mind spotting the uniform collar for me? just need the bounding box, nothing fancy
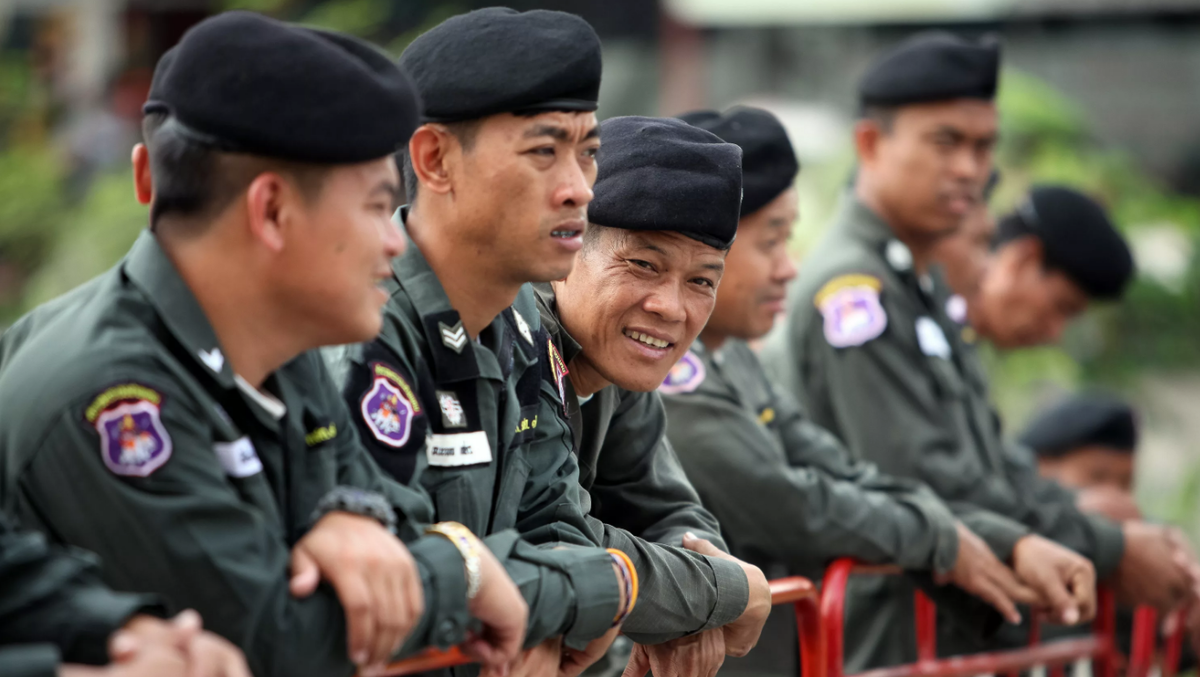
[123,231,235,388]
[532,283,584,365]
[393,210,507,385]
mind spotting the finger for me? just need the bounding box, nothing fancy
[171,609,204,650]
[368,559,399,667]
[335,575,374,666]
[622,644,651,677]
[225,646,253,677]
[289,548,321,598]
[992,566,1041,608]
[681,532,721,557]
[1032,568,1078,625]
[109,630,140,662]
[976,578,1023,625]
[185,636,219,677]
[1070,567,1097,622]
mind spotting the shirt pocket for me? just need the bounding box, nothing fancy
[491,454,532,532]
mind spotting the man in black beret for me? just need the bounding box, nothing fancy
[969,185,1135,348]
[1023,394,1140,519]
[762,31,1194,668]
[535,114,773,676]
[0,12,530,677]
[327,8,644,676]
[663,107,1096,677]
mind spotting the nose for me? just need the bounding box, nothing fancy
[642,281,687,324]
[382,217,406,258]
[553,159,595,210]
[774,253,799,284]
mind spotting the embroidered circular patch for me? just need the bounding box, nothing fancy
[659,352,706,394]
[361,377,415,447]
[815,275,887,348]
[95,400,173,477]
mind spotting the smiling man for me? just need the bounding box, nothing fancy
[761,31,1196,667]
[536,115,772,677]
[325,8,633,676]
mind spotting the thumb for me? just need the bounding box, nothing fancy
[682,532,721,557]
[622,645,651,677]
[290,547,320,598]
[108,630,140,663]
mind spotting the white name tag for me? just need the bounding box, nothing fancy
[426,431,493,467]
[214,436,263,478]
[916,316,952,360]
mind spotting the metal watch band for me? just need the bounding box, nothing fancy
[425,522,483,600]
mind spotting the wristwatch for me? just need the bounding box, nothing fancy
[310,486,398,534]
[425,522,483,600]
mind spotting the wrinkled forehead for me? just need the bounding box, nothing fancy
[604,229,726,266]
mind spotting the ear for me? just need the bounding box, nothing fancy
[408,125,457,196]
[131,143,153,205]
[244,172,293,253]
[1012,236,1046,271]
[853,119,883,167]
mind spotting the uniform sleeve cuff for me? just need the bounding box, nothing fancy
[930,516,960,577]
[558,548,622,650]
[0,644,61,677]
[58,587,160,665]
[1087,515,1126,579]
[956,510,1030,562]
[407,534,472,650]
[698,556,749,632]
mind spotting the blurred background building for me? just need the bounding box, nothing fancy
[3,0,1200,535]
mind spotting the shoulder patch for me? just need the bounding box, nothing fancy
[86,384,172,477]
[814,274,887,348]
[659,352,706,395]
[360,362,420,448]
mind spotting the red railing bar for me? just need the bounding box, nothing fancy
[914,592,937,663]
[852,637,1111,677]
[1129,606,1159,677]
[1163,607,1187,677]
[372,575,821,677]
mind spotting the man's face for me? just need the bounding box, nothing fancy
[1038,446,1135,493]
[931,199,995,305]
[706,188,799,341]
[861,100,997,241]
[451,111,599,284]
[554,229,726,392]
[272,156,403,345]
[974,239,1089,348]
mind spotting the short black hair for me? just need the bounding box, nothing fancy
[142,113,329,231]
[860,104,899,134]
[399,119,483,203]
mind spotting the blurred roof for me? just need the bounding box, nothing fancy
[665,0,1200,26]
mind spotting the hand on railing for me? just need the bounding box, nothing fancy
[367,576,819,677]
[682,532,772,657]
[1011,534,1097,625]
[942,522,1036,625]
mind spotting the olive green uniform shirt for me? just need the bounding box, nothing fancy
[760,194,1125,668]
[660,337,1020,675]
[0,232,471,677]
[325,238,620,656]
[533,285,750,646]
[0,511,159,677]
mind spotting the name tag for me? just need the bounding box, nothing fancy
[426,431,492,467]
[214,436,263,478]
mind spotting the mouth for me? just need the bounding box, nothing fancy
[622,328,677,359]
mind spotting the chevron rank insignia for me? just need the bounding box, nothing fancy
[439,320,468,353]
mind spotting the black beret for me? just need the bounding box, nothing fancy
[144,11,419,164]
[679,107,799,217]
[400,8,601,122]
[590,116,742,250]
[1019,393,1138,458]
[998,185,1135,300]
[859,31,1000,108]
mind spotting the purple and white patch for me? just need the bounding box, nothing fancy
[945,294,968,326]
[95,401,172,477]
[820,286,888,348]
[361,377,415,447]
[659,352,706,395]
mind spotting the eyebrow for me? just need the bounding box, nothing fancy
[631,239,725,272]
[522,124,601,142]
[370,180,402,205]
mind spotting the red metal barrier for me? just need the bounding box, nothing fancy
[372,575,821,677]
[817,557,1189,677]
